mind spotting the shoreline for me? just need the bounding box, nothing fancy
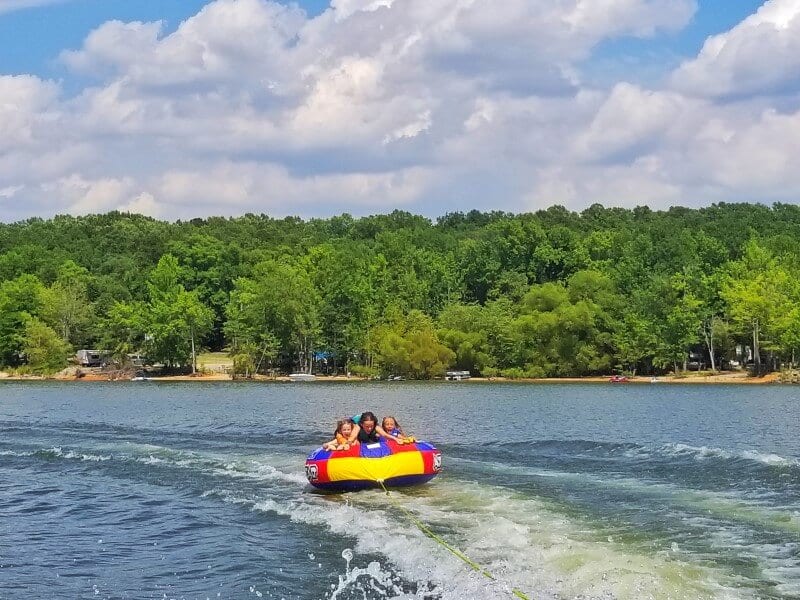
[0,371,783,384]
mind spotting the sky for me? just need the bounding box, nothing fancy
[1,0,797,222]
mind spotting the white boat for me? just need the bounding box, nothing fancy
[289,373,317,382]
[445,370,471,381]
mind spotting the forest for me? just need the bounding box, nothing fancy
[1,202,798,378]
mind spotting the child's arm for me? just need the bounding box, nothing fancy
[397,429,415,443]
[389,427,416,444]
[375,425,394,439]
[376,425,410,442]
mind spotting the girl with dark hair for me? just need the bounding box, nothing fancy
[347,411,392,444]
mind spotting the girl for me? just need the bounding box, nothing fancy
[381,416,415,444]
[381,416,403,438]
[322,418,354,451]
[348,412,415,445]
[347,411,390,444]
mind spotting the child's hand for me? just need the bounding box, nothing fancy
[342,443,350,450]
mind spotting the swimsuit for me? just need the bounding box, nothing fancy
[357,427,380,443]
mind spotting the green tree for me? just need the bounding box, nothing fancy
[510,272,618,376]
[654,275,703,372]
[145,255,214,369]
[167,234,242,350]
[225,259,319,373]
[101,301,148,360]
[0,275,46,367]
[101,255,213,370]
[721,241,787,373]
[613,312,656,374]
[371,309,455,378]
[40,279,93,348]
[23,318,71,375]
[437,303,493,374]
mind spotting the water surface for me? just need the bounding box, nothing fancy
[1,381,799,599]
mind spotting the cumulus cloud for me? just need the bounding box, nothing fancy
[0,75,60,151]
[60,20,164,76]
[574,83,698,161]
[154,162,431,216]
[6,0,800,220]
[42,174,139,215]
[671,0,800,98]
[525,161,683,210]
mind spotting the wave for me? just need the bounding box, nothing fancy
[245,478,753,600]
[633,443,800,469]
[3,439,793,598]
[2,440,309,490]
[0,447,112,461]
[474,439,800,472]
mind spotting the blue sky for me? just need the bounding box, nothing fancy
[0,1,328,76]
[0,1,763,81]
[1,0,799,221]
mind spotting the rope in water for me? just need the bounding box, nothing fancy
[377,480,531,600]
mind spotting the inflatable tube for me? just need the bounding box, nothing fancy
[305,438,441,492]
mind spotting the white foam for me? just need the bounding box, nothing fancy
[243,476,753,600]
[658,443,800,468]
[0,449,30,457]
[61,450,111,461]
[740,450,800,467]
[116,444,309,486]
[659,443,734,460]
[2,446,112,462]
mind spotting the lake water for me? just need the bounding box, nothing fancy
[1,381,799,600]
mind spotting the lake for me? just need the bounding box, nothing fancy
[1,381,799,599]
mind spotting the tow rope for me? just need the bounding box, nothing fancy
[377,480,531,600]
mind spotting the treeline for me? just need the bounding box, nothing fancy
[1,203,799,377]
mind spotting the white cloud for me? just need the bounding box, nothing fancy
[0,184,24,198]
[0,0,70,15]
[43,174,139,215]
[671,0,800,98]
[154,162,432,217]
[60,20,164,76]
[525,162,683,210]
[574,83,696,160]
[120,192,161,218]
[682,107,800,193]
[6,0,800,221]
[330,0,394,21]
[0,75,60,151]
[565,0,695,38]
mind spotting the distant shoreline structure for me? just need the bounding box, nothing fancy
[0,371,781,385]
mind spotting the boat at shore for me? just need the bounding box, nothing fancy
[289,373,317,382]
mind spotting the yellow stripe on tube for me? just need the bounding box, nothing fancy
[326,452,425,483]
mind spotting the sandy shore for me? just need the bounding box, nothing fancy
[466,371,781,384]
[0,370,784,384]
